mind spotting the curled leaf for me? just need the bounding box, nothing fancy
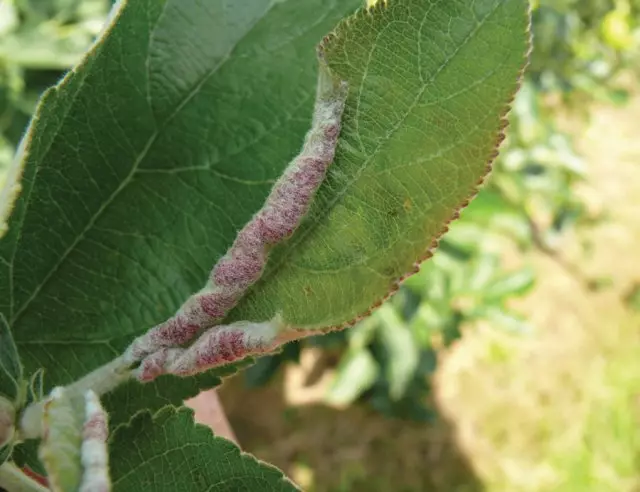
[230,0,532,330]
[79,391,110,492]
[39,387,83,492]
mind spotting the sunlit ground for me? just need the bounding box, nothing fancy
[217,91,640,491]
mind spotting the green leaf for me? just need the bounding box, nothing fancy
[466,255,501,293]
[484,267,535,302]
[243,344,299,388]
[347,315,378,351]
[13,360,253,479]
[478,306,531,333]
[231,0,531,327]
[39,388,84,492]
[0,442,11,467]
[1,0,528,424]
[10,439,45,477]
[0,0,360,421]
[110,406,299,492]
[375,305,419,401]
[0,2,18,38]
[103,359,250,429]
[0,313,22,402]
[325,348,378,406]
[0,32,89,70]
[28,368,44,404]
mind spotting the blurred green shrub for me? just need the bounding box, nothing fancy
[0,0,639,420]
[0,0,112,185]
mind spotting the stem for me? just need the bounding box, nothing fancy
[20,356,131,440]
[66,356,131,397]
[0,462,49,492]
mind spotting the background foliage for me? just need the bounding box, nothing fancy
[0,0,638,423]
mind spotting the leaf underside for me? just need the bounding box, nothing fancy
[0,0,529,424]
[109,407,299,492]
[231,0,530,328]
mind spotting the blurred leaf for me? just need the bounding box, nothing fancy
[370,373,436,422]
[397,287,422,321]
[511,80,543,145]
[605,87,631,105]
[479,306,532,333]
[417,348,438,376]
[0,1,18,36]
[244,343,300,388]
[10,439,44,476]
[0,442,12,467]
[0,36,87,70]
[467,255,500,293]
[307,330,348,349]
[436,237,475,262]
[0,0,111,69]
[442,311,464,346]
[348,316,379,351]
[325,349,378,407]
[601,8,634,50]
[410,303,447,344]
[462,189,519,222]
[423,263,450,302]
[484,267,536,302]
[376,305,419,401]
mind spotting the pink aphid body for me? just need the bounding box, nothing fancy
[134,319,281,381]
[125,63,348,366]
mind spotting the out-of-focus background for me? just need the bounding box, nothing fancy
[1,0,640,490]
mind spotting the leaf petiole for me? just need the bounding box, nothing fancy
[19,356,130,440]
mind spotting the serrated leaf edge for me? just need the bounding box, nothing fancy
[309,0,534,336]
[110,405,300,491]
[0,1,127,239]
